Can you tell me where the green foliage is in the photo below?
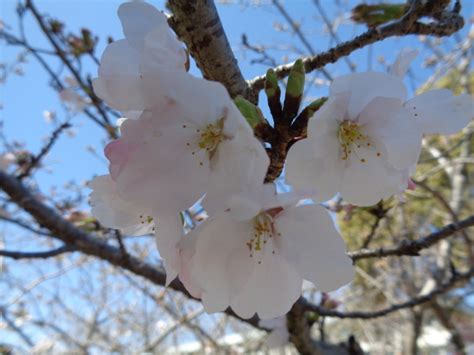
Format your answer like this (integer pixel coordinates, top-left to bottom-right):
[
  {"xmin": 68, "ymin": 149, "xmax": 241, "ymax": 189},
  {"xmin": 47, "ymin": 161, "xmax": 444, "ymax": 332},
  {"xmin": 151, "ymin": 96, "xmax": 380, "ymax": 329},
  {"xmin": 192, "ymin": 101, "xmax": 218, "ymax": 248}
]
[{"xmin": 418, "ymin": 70, "xmax": 474, "ymax": 95}]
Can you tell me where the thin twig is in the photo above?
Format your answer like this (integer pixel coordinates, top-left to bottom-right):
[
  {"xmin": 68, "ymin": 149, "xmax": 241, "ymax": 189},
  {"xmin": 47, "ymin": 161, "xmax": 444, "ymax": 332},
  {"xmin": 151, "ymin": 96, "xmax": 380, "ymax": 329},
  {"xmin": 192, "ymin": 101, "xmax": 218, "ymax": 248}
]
[{"xmin": 0, "ymin": 245, "xmax": 75, "ymax": 259}]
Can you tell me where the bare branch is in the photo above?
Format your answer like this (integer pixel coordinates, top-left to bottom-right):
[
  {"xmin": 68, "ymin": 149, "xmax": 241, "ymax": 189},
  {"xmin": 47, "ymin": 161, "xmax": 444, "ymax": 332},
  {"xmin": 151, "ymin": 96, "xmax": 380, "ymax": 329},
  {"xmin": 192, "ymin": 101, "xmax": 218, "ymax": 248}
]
[
  {"xmin": 302, "ymin": 267, "xmax": 473, "ymax": 319},
  {"xmin": 0, "ymin": 245, "xmax": 75, "ymax": 259},
  {"xmin": 349, "ymin": 215, "xmax": 474, "ymax": 261},
  {"xmin": 17, "ymin": 122, "xmax": 71, "ymax": 179},
  {"xmin": 271, "ymin": 0, "xmax": 332, "ymax": 81},
  {"xmin": 248, "ymin": 4, "xmax": 464, "ymax": 93}
]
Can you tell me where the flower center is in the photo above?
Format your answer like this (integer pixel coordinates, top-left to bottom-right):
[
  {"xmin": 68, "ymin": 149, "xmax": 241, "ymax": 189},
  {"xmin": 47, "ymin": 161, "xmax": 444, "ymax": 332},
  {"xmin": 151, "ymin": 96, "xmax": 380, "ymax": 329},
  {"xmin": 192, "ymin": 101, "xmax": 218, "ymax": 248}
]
[
  {"xmin": 197, "ymin": 121, "xmax": 224, "ymax": 156},
  {"xmin": 246, "ymin": 210, "xmax": 282, "ymax": 263},
  {"xmin": 183, "ymin": 116, "xmax": 228, "ymax": 166},
  {"xmin": 139, "ymin": 214, "xmax": 155, "ymax": 231},
  {"xmin": 337, "ymin": 120, "xmax": 380, "ymax": 162}
]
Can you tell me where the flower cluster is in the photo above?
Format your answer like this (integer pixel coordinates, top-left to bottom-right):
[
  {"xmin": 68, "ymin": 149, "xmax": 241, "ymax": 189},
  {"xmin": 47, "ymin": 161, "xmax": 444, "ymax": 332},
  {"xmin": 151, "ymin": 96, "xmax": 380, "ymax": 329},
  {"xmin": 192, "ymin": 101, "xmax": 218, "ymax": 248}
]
[
  {"xmin": 89, "ymin": 2, "xmax": 472, "ymax": 319},
  {"xmin": 286, "ymin": 49, "xmax": 473, "ymax": 206}
]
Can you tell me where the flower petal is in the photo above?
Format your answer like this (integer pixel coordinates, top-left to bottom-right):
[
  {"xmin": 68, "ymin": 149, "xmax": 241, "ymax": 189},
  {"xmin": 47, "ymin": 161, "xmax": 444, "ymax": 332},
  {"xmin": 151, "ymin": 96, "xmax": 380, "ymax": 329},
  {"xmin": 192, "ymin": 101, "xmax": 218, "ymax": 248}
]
[
  {"xmin": 107, "ymin": 108, "xmax": 209, "ymax": 213},
  {"xmin": 230, "ymin": 245, "xmax": 303, "ymax": 319},
  {"xmin": 307, "ymin": 92, "xmax": 349, "ymax": 138},
  {"xmin": 89, "ymin": 175, "xmax": 153, "ymax": 235},
  {"xmin": 190, "ymin": 214, "xmax": 253, "ymax": 314},
  {"xmin": 361, "ymin": 96, "xmax": 422, "ymax": 170},
  {"xmin": 154, "ymin": 212, "xmax": 184, "ymax": 286},
  {"xmin": 285, "ymin": 138, "xmax": 343, "ymax": 203},
  {"xmin": 330, "ymin": 72, "xmax": 406, "ymax": 119},
  {"xmin": 118, "ymin": 1, "xmax": 167, "ymax": 52},
  {"xmin": 405, "ymin": 89, "xmax": 474, "ymax": 135},
  {"xmin": 202, "ymin": 125, "xmax": 269, "ymax": 216},
  {"xmin": 276, "ymin": 204, "xmax": 353, "ymax": 291},
  {"xmin": 339, "ymin": 148, "xmax": 404, "ymax": 206},
  {"xmin": 93, "ymin": 39, "xmax": 144, "ymax": 111}
]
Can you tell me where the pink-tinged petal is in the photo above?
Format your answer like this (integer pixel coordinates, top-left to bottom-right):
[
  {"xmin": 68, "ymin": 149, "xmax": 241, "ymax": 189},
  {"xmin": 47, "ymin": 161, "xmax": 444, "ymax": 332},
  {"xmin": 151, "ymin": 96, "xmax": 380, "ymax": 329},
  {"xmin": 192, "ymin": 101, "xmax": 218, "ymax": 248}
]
[
  {"xmin": 405, "ymin": 89, "xmax": 474, "ymax": 135},
  {"xmin": 118, "ymin": 1, "xmax": 167, "ymax": 51},
  {"xmin": 104, "ymin": 139, "xmax": 139, "ymax": 180},
  {"xmin": 330, "ymin": 72, "xmax": 407, "ymax": 119},
  {"xmin": 109, "ymin": 107, "xmax": 210, "ymax": 213},
  {"xmin": 389, "ymin": 49, "xmax": 419, "ymax": 78},
  {"xmin": 407, "ymin": 178, "xmax": 417, "ymax": 190},
  {"xmin": 276, "ymin": 204, "xmax": 353, "ymax": 291}
]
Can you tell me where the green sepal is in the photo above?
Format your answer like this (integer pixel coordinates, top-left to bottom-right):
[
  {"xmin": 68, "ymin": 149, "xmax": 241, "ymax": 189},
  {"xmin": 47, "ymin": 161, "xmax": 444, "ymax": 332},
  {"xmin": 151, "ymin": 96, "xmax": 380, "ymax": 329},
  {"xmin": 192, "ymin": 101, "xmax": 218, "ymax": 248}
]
[
  {"xmin": 264, "ymin": 69, "xmax": 282, "ymax": 120},
  {"xmin": 265, "ymin": 69, "xmax": 280, "ymax": 99},
  {"xmin": 286, "ymin": 59, "xmax": 305, "ymax": 98},
  {"xmin": 234, "ymin": 95, "xmax": 265, "ymax": 128},
  {"xmin": 351, "ymin": 3, "xmax": 406, "ymax": 27},
  {"xmin": 282, "ymin": 59, "xmax": 305, "ymax": 124},
  {"xmin": 305, "ymin": 97, "xmax": 328, "ymax": 116}
]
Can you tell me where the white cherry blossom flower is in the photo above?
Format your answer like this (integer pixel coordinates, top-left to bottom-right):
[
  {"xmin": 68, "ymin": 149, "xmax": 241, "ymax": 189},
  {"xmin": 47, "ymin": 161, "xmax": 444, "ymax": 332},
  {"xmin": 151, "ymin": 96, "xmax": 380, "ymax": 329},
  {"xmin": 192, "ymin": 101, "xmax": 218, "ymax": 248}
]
[
  {"xmin": 92, "ymin": 1, "xmax": 186, "ymax": 111},
  {"xmin": 286, "ymin": 50, "xmax": 473, "ymax": 206},
  {"xmin": 89, "ymin": 175, "xmax": 183, "ymax": 284},
  {"xmin": 103, "ymin": 73, "xmax": 268, "ymax": 284},
  {"xmin": 106, "ymin": 75, "xmax": 268, "ymax": 216},
  {"xmin": 390, "ymin": 49, "xmax": 473, "ymax": 136},
  {"xmin": 182, "ymin": 186, "xmax": 353, "ymax": 319},
  {"xmin": 89, "ymin": 175, "xmax": 155, "ymax": 236}
]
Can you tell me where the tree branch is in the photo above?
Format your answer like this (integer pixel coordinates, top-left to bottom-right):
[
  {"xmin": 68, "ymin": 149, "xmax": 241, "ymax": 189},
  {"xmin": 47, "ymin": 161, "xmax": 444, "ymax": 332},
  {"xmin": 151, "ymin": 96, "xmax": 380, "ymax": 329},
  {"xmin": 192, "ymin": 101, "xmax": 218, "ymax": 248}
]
[
  {"xmin": 248, "ymin": 4, "xmax": 464, "ymax": 93},
  {"xmin": 349, "ymin": 215, "xmax": 474, "ymax": 261},
  {"xmin": 0, "ymin": 170, "xmax": 261, "ymax": 329},
  {"xmin": 17, "ymin": 122, "xmax": 71, "ymax": 179},
  {"xmin": 301, "ymin": 267, "xmax": 473, "ymax": 319},
  {"xmin": 167, "ymin": 0, "xmax": 255, "ymax": 102},
  {"xmin": 0, "ymin": 245, "xmax": 75, "ymax": 259}
]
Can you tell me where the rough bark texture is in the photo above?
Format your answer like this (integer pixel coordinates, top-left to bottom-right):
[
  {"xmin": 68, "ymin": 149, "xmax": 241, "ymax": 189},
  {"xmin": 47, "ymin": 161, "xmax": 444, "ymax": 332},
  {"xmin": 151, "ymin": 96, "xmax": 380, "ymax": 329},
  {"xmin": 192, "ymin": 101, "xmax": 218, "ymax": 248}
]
[{"xmin": 167, "ymin": 0, "xmax": 256, "ymax": 102}]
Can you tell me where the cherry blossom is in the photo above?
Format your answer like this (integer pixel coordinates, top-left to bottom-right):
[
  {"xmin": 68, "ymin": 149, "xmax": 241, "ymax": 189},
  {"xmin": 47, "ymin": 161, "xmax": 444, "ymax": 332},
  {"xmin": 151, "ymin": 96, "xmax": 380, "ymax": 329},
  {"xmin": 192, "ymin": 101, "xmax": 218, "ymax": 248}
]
[
  {"xmin": 89, "ymin": 175, "xmax": 155, "ymax": 236},
  {"xmin": 181, "ymin": 186, "xmax": 353, "ymax": 319},
  {"xmin": 90, "ymin": 175, "xmax": 183, "ymax": 284},
  {"xmin": 390, "ymin": 49, "xmax": 473, "ymax": 136},
  {"xmin": 286, "ymin": 50, "xmax": 473, "ymax": 206},
  {"xmin": 105, "ymin": 74, "xmax": 269, "ymax": 217},
  {"xmin": 102, "ymin": 73, "xmax": 268, "ymax": 284},
  {"xmin": 92, "ymin": 1, "xmax": 186, "ymax": 112}
]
